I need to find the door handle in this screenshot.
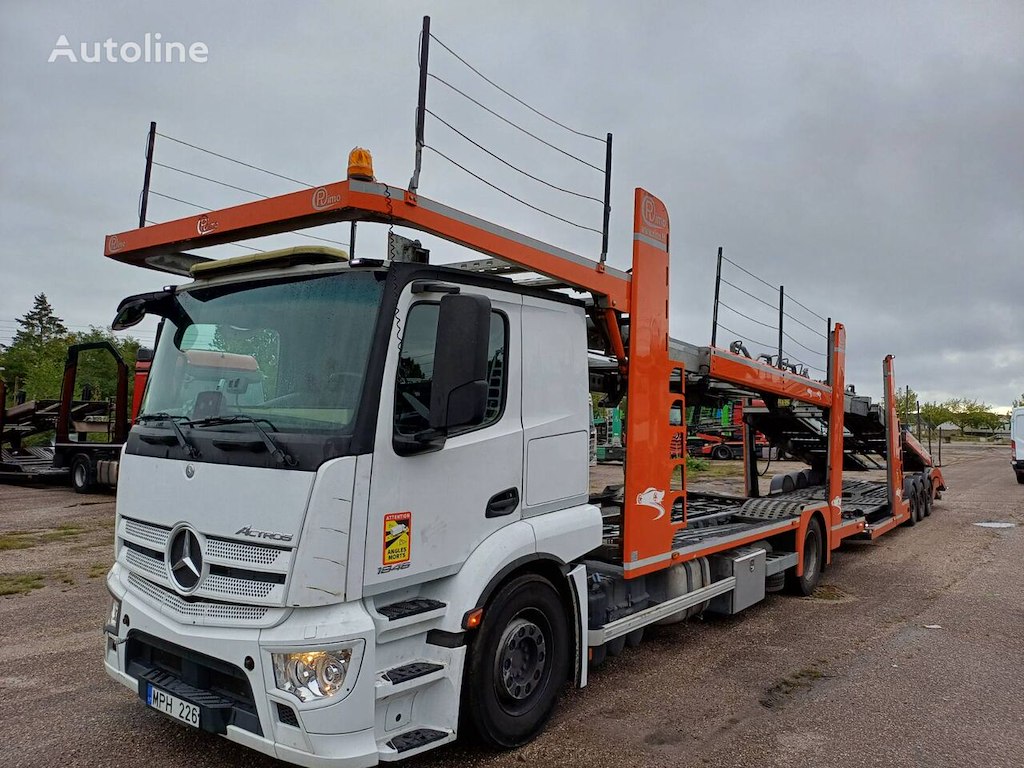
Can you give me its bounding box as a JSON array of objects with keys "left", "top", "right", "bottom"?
[{"left": 486, "top": 487, "right": 520, "bottom": 518}]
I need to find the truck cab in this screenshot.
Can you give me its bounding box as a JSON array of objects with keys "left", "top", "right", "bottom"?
[{"left": 105, "top": 244, "right": 598, "bottom": 764}]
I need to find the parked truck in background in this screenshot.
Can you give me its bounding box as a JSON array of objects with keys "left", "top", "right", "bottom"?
[{"left": 0, "top": 341, "right": 148, "bottom": 492}]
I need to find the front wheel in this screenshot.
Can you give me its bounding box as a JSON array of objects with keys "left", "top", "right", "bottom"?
[
  {"left": 1016, "top": 472, "right": 1024, "bottom": 485},
  {"left": 465, "top": 574, "right": 570, "bottom": 749},
  {"left": 711, "top": 445, "right": 732, "bottom": 460},
  {"left": 786, "top": 517, "right": 824, "bottom": 596}
]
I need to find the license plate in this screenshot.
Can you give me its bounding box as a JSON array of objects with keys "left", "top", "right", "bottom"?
[{"left": 146, "top": 684, "right": 200, "bottom": 728}]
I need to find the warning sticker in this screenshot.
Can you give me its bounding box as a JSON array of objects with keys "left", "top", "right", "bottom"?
[{"left": 383, "top": 512, "right": 412, "bottom": 565}]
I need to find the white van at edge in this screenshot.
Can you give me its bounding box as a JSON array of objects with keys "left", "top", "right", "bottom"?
[{"left": 1012, "top": 407, "right": 1024, "bottom": 484}]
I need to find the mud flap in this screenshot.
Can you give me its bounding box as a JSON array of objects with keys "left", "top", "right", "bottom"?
[{"left": 566, "top": 563, "right": 588, "bottom": 689}]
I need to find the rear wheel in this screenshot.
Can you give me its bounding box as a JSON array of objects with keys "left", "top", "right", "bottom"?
[
  {"left": 711, "top": 445, "right": 732, "bottom": 460},
  {"left": 71, "top": 454, "right": 94, "bottom": 494},
  {"left": 904, "top": 485, "right": 918, "bottom": 526},
  {"left": 786, "top": 516, "right": 824, "bottom": 596},
  {"left": 465, "top": 574, "right": 570, "bottom": 749}
]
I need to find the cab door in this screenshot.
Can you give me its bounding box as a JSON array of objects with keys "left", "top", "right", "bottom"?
[{"left": 363, "top": 281, "right": 522, "bottom": 593}]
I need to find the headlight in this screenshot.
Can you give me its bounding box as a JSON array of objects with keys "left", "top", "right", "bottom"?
[
  {"left": 272, "top": 642, "right": 363, "bottom": 703},
  {"left": 105, "top": 597, "right": 121, "bottom": 635}
]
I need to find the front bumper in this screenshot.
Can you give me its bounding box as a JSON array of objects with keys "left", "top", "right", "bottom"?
[{"left": 105, "top": 567, "right": 379, "bottom": 768}]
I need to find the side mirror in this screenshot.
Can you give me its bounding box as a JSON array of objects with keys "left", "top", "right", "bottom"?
[
  {"left": 111, "top": 289, "right": 184, "bottom": 331},
  {"left": 429, "top": 293, "right": 491, "bottom": 432},
  {"left": 111, "top": 298, "right": 147, "bottom": 331}
]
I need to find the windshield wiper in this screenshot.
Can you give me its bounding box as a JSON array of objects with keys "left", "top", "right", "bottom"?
[
  {"left": 190, "top": 415, "right": 297, "bottom": 466},
  {"left": 136, "top": 413, "right": 201, "bottom": 459}
]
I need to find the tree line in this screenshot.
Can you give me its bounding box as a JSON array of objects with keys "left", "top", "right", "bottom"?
[
  {"left": 0, "top": 293, "right": 143, "bottom": 405},
  {"left": 897, "top": 387, "right": 1022, "bottom": 435}
]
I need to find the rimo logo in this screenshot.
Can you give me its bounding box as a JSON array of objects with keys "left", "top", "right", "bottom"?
[
  {"left": 641, "top": 195, "right": 667, "bottom": 230},
  {"left": 48, "top": 33, "right": 209, "bottom": 64},
  {"left": 196, "top": 215, "right": 219, "bottom": 235},
  {"left": 106, "top": 234, "right": 126, "bottom": 253},
  {"left": 235, "top": 525, "right": 293, "bottom": 543},
  {"left": 312, "top": 186, "right": 342, "bottom": 211}
]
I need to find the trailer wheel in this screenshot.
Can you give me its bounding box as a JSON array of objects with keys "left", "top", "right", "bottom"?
[
  {"left": 465, "top": 574, "right": 570, "bottom": 749},
  {"left": 903, "top": 486, "right": 918, "bottom": 526},
  {"left": 71, "top": 454, "right": 95, "bottom": 494},
  {"left": 921, "top": 487, "right": 932, "bottom": 518},
  {"left": 711, "top": 445, "right": 732, "bottom": 460},
  {"left": 786, "top": 516, "right": 824, "bottom": 596}
]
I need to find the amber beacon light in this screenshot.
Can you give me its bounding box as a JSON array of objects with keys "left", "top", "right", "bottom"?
[{"left": 347, "top": 147, "right": 375, "bottom": 181}]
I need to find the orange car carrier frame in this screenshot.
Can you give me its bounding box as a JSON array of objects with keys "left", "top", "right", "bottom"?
[{"left": 104, "top": 161, "right": 943, "bottom": 585}]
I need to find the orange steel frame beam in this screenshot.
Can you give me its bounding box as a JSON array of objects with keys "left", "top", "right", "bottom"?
[
  {"left": 104, "top": 179, "right": 632, "bottom": 311},
  {"left": 705, "top": 349, "right": 833, "bottom": 407},
  {"left": 883, "top": 354, "right": 910, "bottom": 523},
  {"left": 825, "top": 325, "right": 847, "bottom": 531},
  {"left": 619, "top": 190, "right": 681, "bottom": 578}
]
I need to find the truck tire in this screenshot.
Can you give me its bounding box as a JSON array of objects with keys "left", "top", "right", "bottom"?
[
  {"left": 1016, "top": 472, "right": 1024, "bottom": 485},
  {"left": 465, "top": 574, "right": 570, "bottom": 749},
  {"left": 903, "top": 484, "right": 918, "bottom": 527},
  {"left": 920, "top": 486, "right": 932, "bottom": 518},
  {"left": 786, "top": 516, "right": 824, "bottom": 596},
  {"left": 71, "top": 454, "right": 95, "bottom": 494},
  {"left": 712, "top": 445, "right": 732, "bottom": 460}
]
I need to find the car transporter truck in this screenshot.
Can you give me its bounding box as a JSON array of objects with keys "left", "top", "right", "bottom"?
[{"left": 98, "top": 134, "right": 946, "bottom": 765}]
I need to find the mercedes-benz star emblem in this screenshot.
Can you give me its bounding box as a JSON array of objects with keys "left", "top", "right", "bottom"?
[
  {"left": 167, "top": 526, "right": 204, "bottom": 593},
  {"left": 185, "top": 464, "right": 195, "bottom": 478}
]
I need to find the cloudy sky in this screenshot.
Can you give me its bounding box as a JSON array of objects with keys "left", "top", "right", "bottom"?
[{"left": 1, "top": 1, "right": 1021, "bottom": 409}]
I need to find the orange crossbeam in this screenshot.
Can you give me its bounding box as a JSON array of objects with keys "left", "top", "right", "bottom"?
[
  {"left": 706, "top": 348, "right": 832, "bottom": 406},
  {"left": 105, "top": 179, "right": 632, "bottom": 310}
]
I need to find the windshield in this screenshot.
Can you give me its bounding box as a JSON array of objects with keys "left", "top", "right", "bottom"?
[{"left": 140, "top": 271, "right": 384, "bottom": 434}]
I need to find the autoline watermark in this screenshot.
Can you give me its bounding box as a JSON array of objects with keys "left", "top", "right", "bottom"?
[{"left": 48, "top": 33, "right": 208, "bottom": 64}]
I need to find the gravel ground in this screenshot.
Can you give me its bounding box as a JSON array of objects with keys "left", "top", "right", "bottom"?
[{"left": 0, "top": 443, "right": 1020, "bottom": 768}]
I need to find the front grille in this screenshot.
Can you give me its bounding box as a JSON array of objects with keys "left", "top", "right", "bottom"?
[
  {"left": 204, "top": 574, "right": 276, "bottom": 599},
  {"left": 124, "top": 518, "right": 170, "bottom": 548},
  {"left": 125, "top": 547, "right": 166, "bottom": 580},
  {"left": 128, "top": 571, "right": 273, "bottom": 624},
  {"left": 119, "top": 517, "right": 292, "bottom": 609},
  {"left": 206, "top": 538, "right": 284, "bottom": 567},
  {"left": 126, "top": 631, "right": 262, "bottom": 736}
]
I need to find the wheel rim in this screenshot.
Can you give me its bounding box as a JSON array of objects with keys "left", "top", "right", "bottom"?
[
  {"left": 495, "top": 614, "right": 549, "bottom": 709},
  {"left": 74, "top": 463, "right": 86, "bottom": 487}
]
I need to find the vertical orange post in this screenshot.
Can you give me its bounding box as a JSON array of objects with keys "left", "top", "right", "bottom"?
[
  {"left": 883, "top": 355, "right": 907, "bottom": 519},
  {"left": 621, "top": 189, "right": 683, "bottom": 578},
  {"left": 825, "top": 324, "right": 846, "bottom": 529}
]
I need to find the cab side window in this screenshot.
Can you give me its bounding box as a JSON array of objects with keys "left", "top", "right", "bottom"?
[{"left": 394, "top": 303, "right": 507, "bottom": 436}]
